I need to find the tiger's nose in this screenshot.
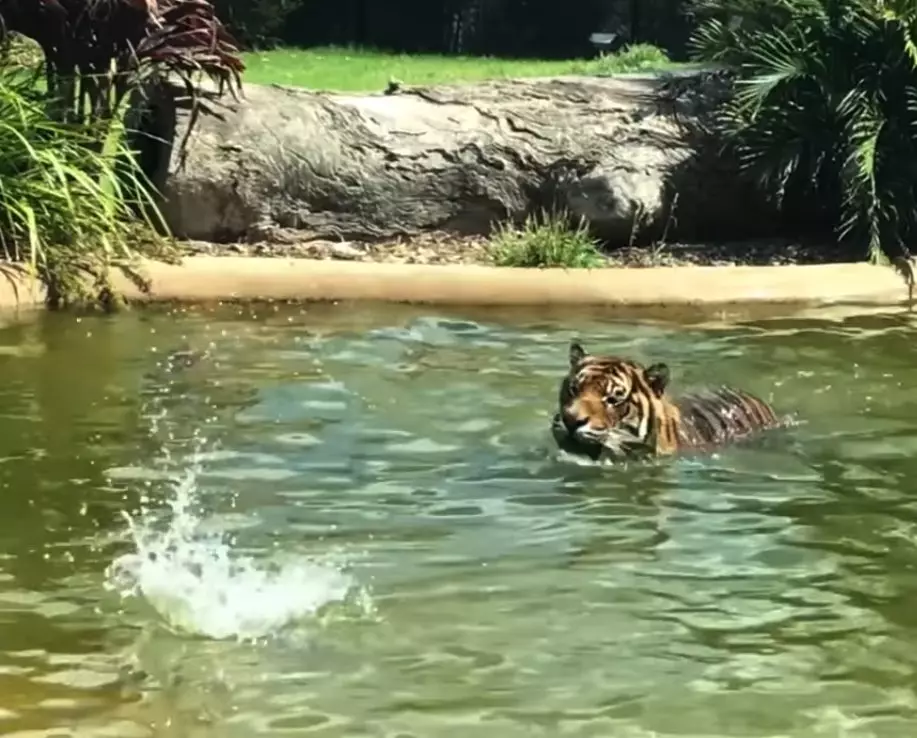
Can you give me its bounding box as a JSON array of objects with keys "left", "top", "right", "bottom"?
[{"left": 562, "top": 412, "right": 588, "bottom": 434}]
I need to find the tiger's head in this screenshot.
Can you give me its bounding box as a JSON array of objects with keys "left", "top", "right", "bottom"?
[{"left": 550, "top": 340, "right": 674, "bottom": 460}]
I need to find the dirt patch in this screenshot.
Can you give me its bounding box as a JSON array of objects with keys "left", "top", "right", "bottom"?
[{"left": 177, "top": 232, "right": 854, "bottom": 268}]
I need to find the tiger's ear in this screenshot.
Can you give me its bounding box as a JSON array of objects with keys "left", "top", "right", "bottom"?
[
  {"left": 569, "top": 341, "right": 587, "bottom": 367},
  {"left": 644, "top": 363, "right": 670, "bottom": 397}
]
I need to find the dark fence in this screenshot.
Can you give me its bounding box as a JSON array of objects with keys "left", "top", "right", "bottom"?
[{"left": 213, "top": 0, "right": 694, "bottom": 60}]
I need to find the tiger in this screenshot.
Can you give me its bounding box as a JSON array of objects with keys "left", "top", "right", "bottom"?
[{"left": 550, "top": 340, "right": 783, "bottom": 461}]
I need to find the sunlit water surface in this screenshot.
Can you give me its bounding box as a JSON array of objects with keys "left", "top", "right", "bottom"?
[{"left": 0, "top": 303, "right": 914, "bottom": 737}]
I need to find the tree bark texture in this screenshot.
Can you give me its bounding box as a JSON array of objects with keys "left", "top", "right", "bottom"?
[{"left": 141, "top": 73, "right": 778, "bottom": 247}]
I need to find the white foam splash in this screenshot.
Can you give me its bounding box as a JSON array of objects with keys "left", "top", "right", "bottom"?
[{"left": 105, "top": 406, "right": 362, "bottom": 641}]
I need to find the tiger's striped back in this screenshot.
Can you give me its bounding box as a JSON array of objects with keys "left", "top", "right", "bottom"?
[
  {"left": 551, "top": 340, "right": 783, "bottom": 460},
  {"left": 673, "top": 387, "right": 781, "bottom": 451}
]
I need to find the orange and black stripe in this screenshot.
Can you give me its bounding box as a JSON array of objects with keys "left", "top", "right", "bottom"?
[
  {"left": 673, "top": 387, "right": 780, "bottom": 451},
  {"left": 554, "top": 340, "right": 782, "bottom": 459}
]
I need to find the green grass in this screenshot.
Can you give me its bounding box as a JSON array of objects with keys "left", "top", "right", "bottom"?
[
  {"left": 240, "top": 43, "right": 681, "bottom": 91},
  {"left": 488, "top": 210, "right": 606, "bottom": 268}
]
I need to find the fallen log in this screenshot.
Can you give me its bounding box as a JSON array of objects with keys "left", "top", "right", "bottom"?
[{"left": 134, "top": 72, "right": 781, "bottom": 248}]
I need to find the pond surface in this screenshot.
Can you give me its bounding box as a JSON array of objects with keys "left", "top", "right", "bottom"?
[{"left": 0, "top": 302, "right": 915, "bottom": 737}]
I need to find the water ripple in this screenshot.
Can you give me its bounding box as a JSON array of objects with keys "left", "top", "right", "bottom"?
[{"left": 0, "top": 307, "right": 915, "bottom": 735}]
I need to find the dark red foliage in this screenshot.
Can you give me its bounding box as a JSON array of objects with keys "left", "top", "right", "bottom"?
[{"left": 0, "top": 0, "right": 244, "bottom": 112}]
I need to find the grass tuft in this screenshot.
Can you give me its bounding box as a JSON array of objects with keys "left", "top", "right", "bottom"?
[
  {"left": 574, "top": 44, "right": 675, "bottom": 76},
  {"left": 488, "top": 210, "right": 605, "bottom": 268}
]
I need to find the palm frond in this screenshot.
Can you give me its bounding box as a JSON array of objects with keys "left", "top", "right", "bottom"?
[{"left": 687, "top": 0, "right": 917, "bottom": 262}]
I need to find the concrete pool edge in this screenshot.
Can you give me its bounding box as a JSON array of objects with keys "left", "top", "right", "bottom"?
[{"left": 0, "top": 257, "right": 912, "bottom": 310}]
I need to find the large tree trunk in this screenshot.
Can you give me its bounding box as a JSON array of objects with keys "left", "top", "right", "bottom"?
[{"left": 137, "top": 72, "right": 780, "bottom": 247}]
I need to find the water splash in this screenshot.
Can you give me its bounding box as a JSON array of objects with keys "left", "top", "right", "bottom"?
[{"left": 105, "top": 356, "right": 364, "bottom": 642}]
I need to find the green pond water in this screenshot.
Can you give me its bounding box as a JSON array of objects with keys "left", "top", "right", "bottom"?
[{"left": 0, "top": 302, "right": 915, "bottom": 737}]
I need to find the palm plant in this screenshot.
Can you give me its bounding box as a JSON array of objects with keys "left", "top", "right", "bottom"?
[{"left": 687, "top": 0, "right": 917, "bottom": 263}]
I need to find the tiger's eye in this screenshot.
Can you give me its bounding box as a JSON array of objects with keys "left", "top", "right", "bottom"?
[{"left": 605, "top": 386, "right": 627, "bottom": 405}]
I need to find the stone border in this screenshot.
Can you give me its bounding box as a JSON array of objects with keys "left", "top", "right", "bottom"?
[{"left": 0, "top": 257, "right": 910, "bottom": 311}]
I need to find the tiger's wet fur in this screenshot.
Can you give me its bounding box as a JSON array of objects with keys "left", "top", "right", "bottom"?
[{"left": 550, "top": 340, "right": 783, "bottom": 461}]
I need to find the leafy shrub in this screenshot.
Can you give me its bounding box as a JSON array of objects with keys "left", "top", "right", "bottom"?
[
  {"left": 687, "top": 0, "right": 917, "bottom": 262},
  {"left": 2, "top": 1, "right": 243, "bottom": 125},
  {"left": 589, "top": 44, "right": 673, "bottom": 75},
  {"left": 488, "top": 210, "right": 605, "bottom": 268},
  {"left": 0, "top": 0, "right": 246, "bottom": 307},
  {"left": 0, "top": 68, "right": 164, "bottom": 307},
  {"left": 0, "top": 34, "right": 43, "bottom": 72}
]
